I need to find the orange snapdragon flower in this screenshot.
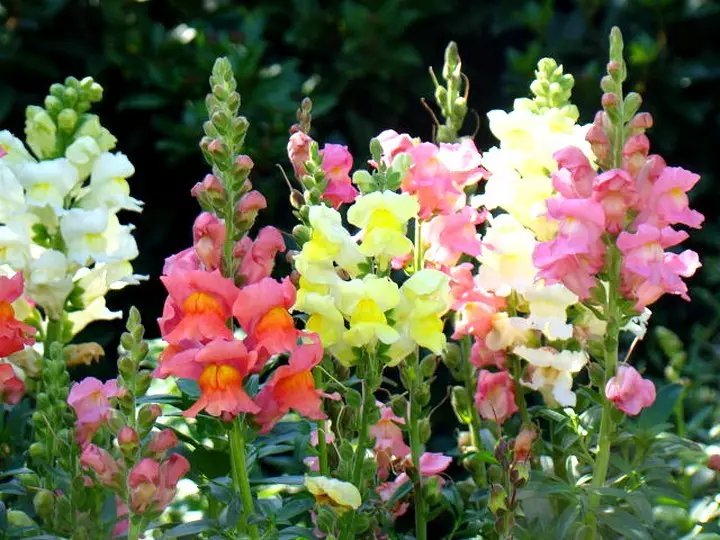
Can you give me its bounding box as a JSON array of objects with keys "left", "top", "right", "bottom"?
[
  {"left": 253, "top": 335, "right": 337, "bottom": 433},
  {"left": 175, "top": 339, "right": 260, "bottom": 419},
  {"left": 159, "top": 270, "right": 239, "bottom": 345},
  {"left": 233, "top": 277, "right": 299, "bottom": 366}
]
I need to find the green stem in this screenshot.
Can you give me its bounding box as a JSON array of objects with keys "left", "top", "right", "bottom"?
[
  {"left": 44, "top": 318, "right": 63, "bottom": 357},
  {"left": 314, "top": 367, "right": 329, "bottom": 476},
  {"left": 461, "top": 336, "right": 486, "bottom": 487},
  {"left": 230, "top": 417, "right": 259, "bottom": 540},
  {"left": 341, "top": 377, "right": 375, "bottom": 540},
  {"left": 512, "top": 355, "right": 531, "bottom": 426},
  {"left": 408, "top": 350, "right": 427, "bottom": 540},
  {"left": 587, "top": 246, "right": 621, "bottom": 535}
]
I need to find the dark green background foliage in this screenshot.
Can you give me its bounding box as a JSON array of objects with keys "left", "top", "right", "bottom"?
[{"left": 1, "top": 0, "right": 719, "bottom": 455}]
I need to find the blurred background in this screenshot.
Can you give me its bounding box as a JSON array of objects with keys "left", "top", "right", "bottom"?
[{"left": 1, "top": 0, "right": 719, "bottom": 432}]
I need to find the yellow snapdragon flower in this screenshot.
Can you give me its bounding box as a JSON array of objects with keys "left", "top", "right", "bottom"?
[
  {"left": 304, "top": 476, "right": 361, "bottom": 514},
  {"left": 295, "top": 205, "right": 365, "bottom": 283},
  {"left": 347, "top": 190, "right": 418, "bottom": 269},
  {"left": 335, "top": 275, "right": 400, "bottom": 347},
  {"left": 294, "top": 289, "right": 346, "bottom": 347},
  {"left": 388, "top": 269, "right": 451, "bottom": 364}
]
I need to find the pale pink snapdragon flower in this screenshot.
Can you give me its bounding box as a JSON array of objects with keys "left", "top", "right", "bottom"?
[{"left": 605, "top": 365, "right": 656, "bottom": 416}]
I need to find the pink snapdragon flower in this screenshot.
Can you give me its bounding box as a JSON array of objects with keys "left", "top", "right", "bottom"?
[
  {"left": 605, "top": 365, "right": 656, "bottom": 415},
  {"left": 592, "top": 169, "right": 638, "bottom": 233},
  {"left": 80, "top": 444, "right": 121, "bottom": 486},
  {"left": 371, "top": 403, "right": 411, "bottom": 477},
  {"left": 148, "top": 429, "right": 179, "bottom": 455},
  {"left": 372, "top": 129, "right": 415, "bottom": 167},
  {"left": 639, "top": 167, "right": 704, "bottom": 229},
  {"left": 470, "top": 340, "right": 506, "bottom": 370},
  {"left": 129, "top": 454, "right": 190, "bottom": 514},
  {"left": 403, "top": 143, "right": 463, "bottom": 218},
  {"left": 0, "top": 363, "right": 25, "bottom": 405},
  {"left": 192, "top": 212, "right": 226, "bottom": 271},
  {"left": 162, "top": 248, "right": 201, "bottom": 276},
  {"left": 287, "top": 131, "right": 313, "bottom": 178},
  {"left": 475, "top": 370, "right": 518, "bottom": 424},
  {"left": 418, "top": 452, "right": 453, "bottom": 476},
  {"left": 437, "top": 138, "right": 487, "bottom": 188},
  {"left": 423, "top": 207, "right": 484, "bottom": 267},
  {"left": 67, "top": 377, "right": 120, "bottom": 445},
  {"left": 617, "top": 224, "right": 701, "bottom": 309},
  {"left": 552, "top": 146, "right": 594, "bottom": 198},
  {"left": 545, "top": 197, "right": 605, "bottom": 252},
  {"left": 533, "top": 240, "right": 605, "bottom": 300},
  {"left": 234, "top": 226, "right": 286, "bottom": 285},
  {"left": 318, "top": 143, "right": 358, "bottom": 208}
]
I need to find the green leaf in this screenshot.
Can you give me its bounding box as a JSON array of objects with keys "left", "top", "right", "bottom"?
[
  {"left": 278, "top": 526, "right": 317, "bottom": 539},
  {"left": 118, "top": 93, "right": 170, "bottom": 110},
  {"left": 161, "top": 519, "right": 216, "bottom": 538},
  {"left": 599, "top": 508, "right": 652, "bottom": 540},
  {"left": 637, "top": 384, "right": 683, "bottom": 430},
  {"left": 555, "top": 503, "right": 581, "bottom": 538},
  {"left": 277, "top": 498, "right": 314, "bottom": 522},
  {"left": 249, "top": 475, "right": 305, "bottom": 486},
  {"left": 176, "top": 378, "right": 201, "bottom": 398}
]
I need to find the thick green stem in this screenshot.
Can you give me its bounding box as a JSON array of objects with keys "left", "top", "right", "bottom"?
[
  {"left": 230, "top": 417, "right": 259, "bottom": 540},
  {"left": 408, "top": 350, "right": 427, "bottom": 540},
  {"left": 313, "top": 368, "right": 329, "bottom": 476},
  {"left": 44, "top": 318, "right": 63, "bottom": 357},
  {"left": 587, "top": 246, "right": 621, "bottom": 535}
]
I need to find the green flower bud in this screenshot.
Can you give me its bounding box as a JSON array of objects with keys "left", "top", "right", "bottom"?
[
  {"left": 50, "top": 83, "right": 65, "bottom": 99},
  {"left": 17, "top": 472, "right": 40, "bottom": 488},
  {"left": 420, "top": 418, "right": 432, "bottom": 444},
  {"left": 25, "top": 105, "right": 57, "bottom": 159},
  {"left": 138, "top": 404, "right": 162, "bottom": 430},
  {"left": 488, "top": 484, "right": 508, "bottom": 514},
  {"left": 292, "top": 225, "right": 311, "bottom": 246},
  {"left": 587, "top": 362, "right": 605, "bottom": 388},
  {"left": 441, "top": 342, "right": 462, "bottom": 371},
  {"left": 33, "top": 490, "right": 55, "bottom": 518},
  {"left": 57, "top": 108, "right": 78, "bottom": 132},
  {"left": 390, "top": 396, "right": 407, "bottom": 419},
  {"left": 118, "top": 355, "right": 135, "bottom": 378},
  {"left": 420, "top": 354, "right": 438, "bottom": 379},
  {"left": 136, "top": 370, "right": 152, "bottom": 396},
  {"left": 451, "top": 385, "right": 472, "bottom": 424},
  {"left": 44, "top": 95, "right": 63, "bottom": 115},
  {"left": 62, "top": 87, "right": 78, "bottom": 107}
]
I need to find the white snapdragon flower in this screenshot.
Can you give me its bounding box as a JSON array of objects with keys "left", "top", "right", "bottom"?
[
  {"left": 16, "top": 158, "right": 78, "bottom": 213},
  {"left": 0, "top": 218, "right": 34, "bottom": 268},
  {"left": 0, "top": 164, "right": 27, "bottom": 222},
  {"left": 66, "top": 296, "right": 121, "bottom": 336},
  {"left": 78, "top": 152, "right": 143, "bottom": 212},
  {"left": 66, "top": 136, "right": 102, "bottom": 181},
  {"left": 73, "top": 261, "right": 147, "bottom": 307},
  {"left": 524, "top": 283, "right": 578, "bottom": 340},
  {"left": 26, "top": 249, "right": 73, "bottom": 319},
  {"left": 514, "top": 345, "right": 588, "bottom": 407},
  {"left": 485, "top": 313, "right": 534, "bottom": 351},
  {"left": 60, "top": 208, "right": 138, "bottom": 265},
  {"left": 0, "top": 130, "right": 35, "bottom": 172},
  {"left": 476, "top": 214, "right": 537, "bottom": 296}
]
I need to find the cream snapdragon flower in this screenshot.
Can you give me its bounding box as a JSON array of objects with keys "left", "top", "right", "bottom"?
[{"left": 514, "top": 345, "right": 588, "bottom": 407}]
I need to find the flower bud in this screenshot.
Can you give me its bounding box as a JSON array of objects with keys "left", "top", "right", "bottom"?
[
  {"left": 420, "top": 354, "right": 438, "bottom": 379},
  {"left": 148, "top": 429, "right": 179, "bottom": 455},
  {"left": 441, "top": 342, "right": 462, "bottom": 370},
  {"left": 17, "top": 472, "right": 40, "bottom": 488},
  {"left": 118, "top": 355, "right": 135, "bottom": 378},
  {"left": 57, "top": 108, "right": 78, "bottom": 132},
  {"left": 290, "top": 189, "right": 304, "bottom": 209},
  {"left": 601, "top": 92, "right": 618, "bottom": 109},
  {"left": 292, "top": 224, "right": 311, "bottom": 246},
  {"left": 138, "top": 404, "right": 162, "bottom": 429},
  {"left": 451, "top": 386, "right": 472, "bottom": 424},
  {"left": 707, "top": 454, "right": 720, "bottom": 472},
  {"left": 118, "top": 427, "right": 139, "bottom": 451},
  {"left": 234, "top": 154, "right": 254, "bottom": 172},
  {"left": 33, "top": 490, "right": 55, "bottom": 518},
  {"left": 135, "top": 370, "right": 153, "bottom": 396},
  {"left": 629, "top": 112, "right": 653, "bottom": 131},
  {"left": 488, "top": 484, "right": 508, "bottom": 514},
  {"left": 420, "top": 418, "right": 432, "bottom": 444}
]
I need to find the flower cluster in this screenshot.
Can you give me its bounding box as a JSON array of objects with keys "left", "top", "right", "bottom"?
[{"left": 0, "top": 77, "right": 143, "bottom": 398}]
